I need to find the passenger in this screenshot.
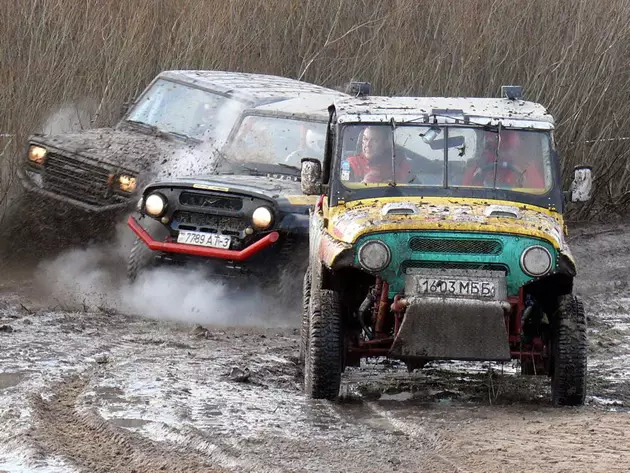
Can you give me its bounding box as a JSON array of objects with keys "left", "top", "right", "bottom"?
[
  {"left": 286, "top": 128, "right": 326, "bottom": 165},
  {"left": 462, "top": 130, "right": 545, "bottom": 189},
  {"left": 342, "top": 126, "right": 411, "bottom": 183}
]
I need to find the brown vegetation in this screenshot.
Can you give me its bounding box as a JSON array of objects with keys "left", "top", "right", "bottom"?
[{"left": 2, "top": 0, "right": 630, "bottom": 217}]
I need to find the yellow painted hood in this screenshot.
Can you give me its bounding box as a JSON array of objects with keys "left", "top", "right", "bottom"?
[{"left": 327, "top": 197, "right": 572, "bottom": 259}]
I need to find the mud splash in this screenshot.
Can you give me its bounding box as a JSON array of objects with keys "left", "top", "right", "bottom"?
[{"left": 32, "top": 225, "right": 298, "bottom": 327}]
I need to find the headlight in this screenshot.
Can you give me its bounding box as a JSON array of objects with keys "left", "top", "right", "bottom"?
[
  {"left": 358, "top": 240, "right": 391, "bottom": 272},
  {"left": 520, "top": 245, "right": 552, "bottom": 277},
  {"left": 28, "top": 145, "right": 47, "bottom": 164},
  {"left": 252, "top": 206, "right": 273, "bottom": 229},
  {"left": 119, "top": 175, "right": 137, "bottom": 193},
  {"left": 144, "top": 193, "right": 166, "bottom": 217}
]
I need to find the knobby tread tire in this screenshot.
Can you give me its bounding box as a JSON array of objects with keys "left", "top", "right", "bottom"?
[
  {"left": 551, "top": 294, "right": 587, "bottom": 407},
  {"left": 127, "top": 237, "right": 155, "bottom": 282},
  {"left": 298, "top": 267, "right": 311, "bottom": 365},
  {"left": 305, "top": 288, "right": 342, "bottom": 400}
]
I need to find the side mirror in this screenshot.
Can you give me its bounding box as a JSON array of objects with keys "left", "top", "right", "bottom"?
[
  {"left": 569, "top": 165, "right": 593, "bottom": 202},
  {"left": 301, "top": 158, "right": 322, "bottom": 195}
]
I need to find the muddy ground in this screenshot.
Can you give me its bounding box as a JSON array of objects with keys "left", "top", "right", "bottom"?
[{"left": 0, "top": 222, "right": 629, "bottom": 472}]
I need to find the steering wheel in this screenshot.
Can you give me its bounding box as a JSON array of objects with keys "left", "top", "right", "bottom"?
[{"left": 472, "top": 161, "right": 525, "bottom": 187}]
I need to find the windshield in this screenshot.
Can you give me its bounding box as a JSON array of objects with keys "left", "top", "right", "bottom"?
[
  {"left": 338, "top": 124, "right": 554, "bottom": 194},
  {"left": 223, "top": 115, "right": 327, "bottom": 168},
  {"left": 126, "top": 79, "right": 236, "bottom": 141}
]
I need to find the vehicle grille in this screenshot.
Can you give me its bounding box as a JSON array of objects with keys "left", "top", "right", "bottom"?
[
  {"left": 174, "top": 211, "right": 248, "bottom": 236},
  {"left": 43, "top": 153, "right": 128, "bottom": 207},
  {"left": 401, "top": 260, "right": 510, "bottom": 274},
  {"left": 409, "top": 237, "right": 502, "bottom": 255},
  {"left": 179, "top": 191, "right": 243, "bottom": 211}
]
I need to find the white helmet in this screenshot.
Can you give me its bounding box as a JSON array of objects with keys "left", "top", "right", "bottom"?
[{"left": 305, "top": 129, "right": 326, "bottom": 152}]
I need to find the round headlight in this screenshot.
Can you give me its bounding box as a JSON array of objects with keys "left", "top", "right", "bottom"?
[
  {"left": 28, "top": 145, "right": 47, "bottom": 164},
  {"left": 252, "top": 206, "right": 273, "bottom": 229},
  {"left": 119, "top": 175, "right": 137, "bottom": 193},
  {"left": 358, "top": 240, "right": 391, "bottom": 272},
  {"left": 144, "top": 193, "right": 166, "bottom": 217},
  {"left": 521, "top": 245, "right": 552, "bottom": 277}
]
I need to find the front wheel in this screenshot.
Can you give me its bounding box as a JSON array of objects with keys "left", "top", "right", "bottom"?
[
  {"left": 298, "top": 266, "right": 311, "bottom": 365},
  {"left": 127, "top": 237, "right": 156, "bottom": 281},
  {"left": 304, "top": 287, "right": 343, "bottom": 400},
  {"left": 551, "top": 294, "right": 587, "bottom": 407}
]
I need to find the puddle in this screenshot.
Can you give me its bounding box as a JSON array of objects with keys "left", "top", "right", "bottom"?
[{"left": 0, "top": 372, "right": 26, "bottom": 389}]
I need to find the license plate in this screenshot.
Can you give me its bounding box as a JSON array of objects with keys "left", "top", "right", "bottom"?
[
  {"left": 176, "top": 230, "right": 231, "bottom": 249},
  {"left": 414, "top": 278, "right": 496, "bottom": 298}
]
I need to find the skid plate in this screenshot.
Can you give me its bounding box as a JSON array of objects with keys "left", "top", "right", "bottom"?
[{"left": 390, "top": 297, "right": 510, "bottom": 361}]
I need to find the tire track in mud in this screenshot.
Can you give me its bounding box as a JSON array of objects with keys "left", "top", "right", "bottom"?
[
  {"left": 363, "top": 401, "right": 471, "bottom": 473},
  {"left": 30, "top": 375, "right": 231, "bottom": 473}
]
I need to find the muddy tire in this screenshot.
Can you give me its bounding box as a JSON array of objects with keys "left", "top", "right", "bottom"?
[
  {"left": 551, "top": 294, "right": 587, "bottom": 407},
  {"left": 127, "top": 237, "right": 156, "bottom": 281},
  {"left": 298, "top": 266, "right": 311, "bottom": 364},
  {"left": 305, "top": 288, "right": 343, "bottom": 400}
]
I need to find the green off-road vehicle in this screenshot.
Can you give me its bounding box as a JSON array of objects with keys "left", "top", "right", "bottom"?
[{"left": 299, "top": 87, "right": 593, "bottom": 406}]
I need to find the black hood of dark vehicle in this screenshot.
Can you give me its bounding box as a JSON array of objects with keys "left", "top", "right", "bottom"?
[
  {"left": 29, "top": 126, "right": 219, "bottom": 179},
  {"left": 146, "top": 173, "right": 303, "bottom": 201}
]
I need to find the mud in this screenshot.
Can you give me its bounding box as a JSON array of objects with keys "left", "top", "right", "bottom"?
[{"left": 0, "top": 221, "right": 629, "bottom": 472}]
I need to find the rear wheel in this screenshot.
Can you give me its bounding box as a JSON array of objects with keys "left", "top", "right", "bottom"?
[
  {"left": 551, "top": 294, "right": 587, "bottom": 407},
  {"left": 305, "top": 286, "right": 343, "bottom": 400}
]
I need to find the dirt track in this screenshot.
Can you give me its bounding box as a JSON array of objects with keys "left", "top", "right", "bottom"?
[{"left": 0, "top": 222, "right": 629, "bottom": 472}]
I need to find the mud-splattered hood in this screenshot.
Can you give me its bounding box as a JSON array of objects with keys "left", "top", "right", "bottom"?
[
  {"left": 145, "top": 173, "right": 316, "bottom": 210},
  {"left": 29, "top": 126, "right": 207, "bottom": 176},
  {"left": 327, "top": 197, "right": 572, "bottom": 259}
]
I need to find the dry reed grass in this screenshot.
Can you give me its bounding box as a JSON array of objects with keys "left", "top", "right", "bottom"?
[{"left": 2, "top": 0, "right": 630, "bottom": 218}]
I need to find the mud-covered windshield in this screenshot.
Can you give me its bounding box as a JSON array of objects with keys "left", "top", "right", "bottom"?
[
  {"left": 126, "top": 79, "right": 237, "bottom": 141},
  {"left": 339, "top": 124, "right": 554, "bottom": 195},
  {"left": 224, "top": 115, "right": 327, "bottom": 167}
]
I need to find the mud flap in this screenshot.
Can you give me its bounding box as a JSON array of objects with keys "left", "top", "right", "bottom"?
[{"left": 390, "top": 297, "right": 510, "bottom": 361}]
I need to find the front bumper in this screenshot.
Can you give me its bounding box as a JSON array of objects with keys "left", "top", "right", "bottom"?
[{"left": 127, "top": 216, "right": 280, "bottom": 261}]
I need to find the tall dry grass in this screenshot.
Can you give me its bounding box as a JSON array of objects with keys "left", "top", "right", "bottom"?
[{"left": 2, "top": 0, "right": 630, "bottom": 219}]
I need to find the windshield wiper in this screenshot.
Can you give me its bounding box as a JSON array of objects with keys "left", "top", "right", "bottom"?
[
  {"left": 125, "top": 119, "right": 157, "bottom": 132},
  {"left": 389, "top": 118, "right": 397, "bottom": 187},
  {"left": 274, "top": 163, "right": 301, "bottom": 173},
  {"left": 125, "top": 120, "right": 197, "bottom": 142},
  {"left": 166, "top": 130, "right": 199, "bottom": 143}
]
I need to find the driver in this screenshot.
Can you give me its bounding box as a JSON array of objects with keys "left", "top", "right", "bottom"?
[
  {"left": 342, "top": 126, "right": 411, "bottom": 183},
  {"left": 462, "top": 130, "right": 545, "bottom": 189}
]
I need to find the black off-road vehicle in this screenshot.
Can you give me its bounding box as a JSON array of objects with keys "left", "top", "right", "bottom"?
[{"left": 126, "top": 93, "right": 353, "bottom": 301}]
